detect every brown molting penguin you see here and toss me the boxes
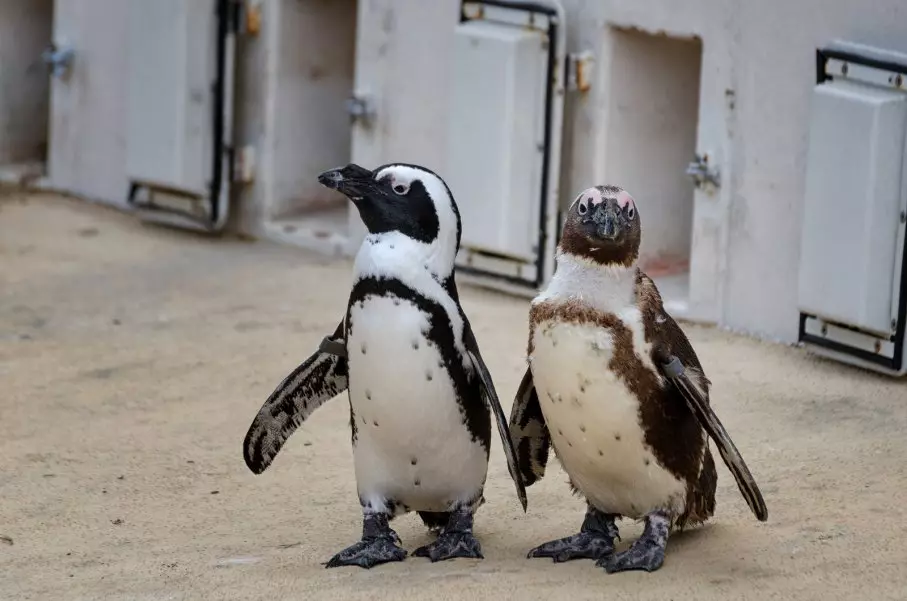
[509,184,767,574]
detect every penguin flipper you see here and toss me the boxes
[507,367,550,487]
[656,353,768,522]
[242,321,348,474]
[462,324,528,511]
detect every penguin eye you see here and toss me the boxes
[393,183,410,195]
[627,205,636,220]
[577,198,589,216]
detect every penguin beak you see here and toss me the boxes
[590,203,620,241]
[317,163,376,199]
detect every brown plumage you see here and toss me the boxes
[509,184,766,574]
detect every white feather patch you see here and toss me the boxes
[348,295,487,514]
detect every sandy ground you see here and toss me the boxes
[2,191,906,601]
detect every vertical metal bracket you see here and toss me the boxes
[567,51,595,93]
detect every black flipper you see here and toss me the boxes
[242,321,348,474]
[462,323,527,511]
[507,367,551,487]
[656,353,768,522]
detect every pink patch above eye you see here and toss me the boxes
[616,190,635,209]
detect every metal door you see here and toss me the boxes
[47,0,130,205]
[123,0,238,232]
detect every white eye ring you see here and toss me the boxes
[393,183,409,195]
[627,205,636,220]
[577,198,589,215]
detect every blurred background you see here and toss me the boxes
[4,0,907,356]
[3,1,907,599]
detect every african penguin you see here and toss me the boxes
[508,185,767,574]
[242,162,526,569]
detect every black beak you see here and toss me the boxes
[317,163,375,198]
[591,203,620,240]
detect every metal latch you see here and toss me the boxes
[41,43,75,79]
[567,51,595,93]
[685,152,720,190]
[346,93,377,126]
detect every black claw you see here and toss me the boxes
[324,513,407,569]
[528,506,619,562]
[600,511,669,574]
[413,508,483,562]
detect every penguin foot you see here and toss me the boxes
[413,530,483,562]
[527,531,615,562]
[413,508,483,562]
[324,513,407,569]
[599,510,669,574]
[527,507,619,562]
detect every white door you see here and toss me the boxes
[123,0,237,232]
[48,0,130,206]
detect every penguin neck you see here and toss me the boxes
[354,231,455,286]
[536,249,638,312]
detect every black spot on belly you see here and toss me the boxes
[426,372,433,381]
[598,449,604,456]
[414,478,421,486]
[373,420,379,427]
[644,458,650,466]
[361,344,367,354]
[615,433,621,441]
[579,425,586,433]
[411,458,417,465]
[412,340,420,350]
[365,390,372,400]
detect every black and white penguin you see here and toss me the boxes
[508,185,767,573]
[242,162,526,569]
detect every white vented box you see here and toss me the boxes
[445,19,548,267]
[798,41,907,376]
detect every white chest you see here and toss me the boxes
[529,315,686,518]
[345,295,487,512]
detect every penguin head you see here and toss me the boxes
[318,162,462,274]
[559,185,641,267]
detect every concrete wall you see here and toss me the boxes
[0,0,53,164]
[346,0,907,343]
[47,0,129,206]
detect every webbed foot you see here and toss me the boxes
[413,508,483,562]
[324,513,407,569]
[528,506,619,562]
[600,510,669,573]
